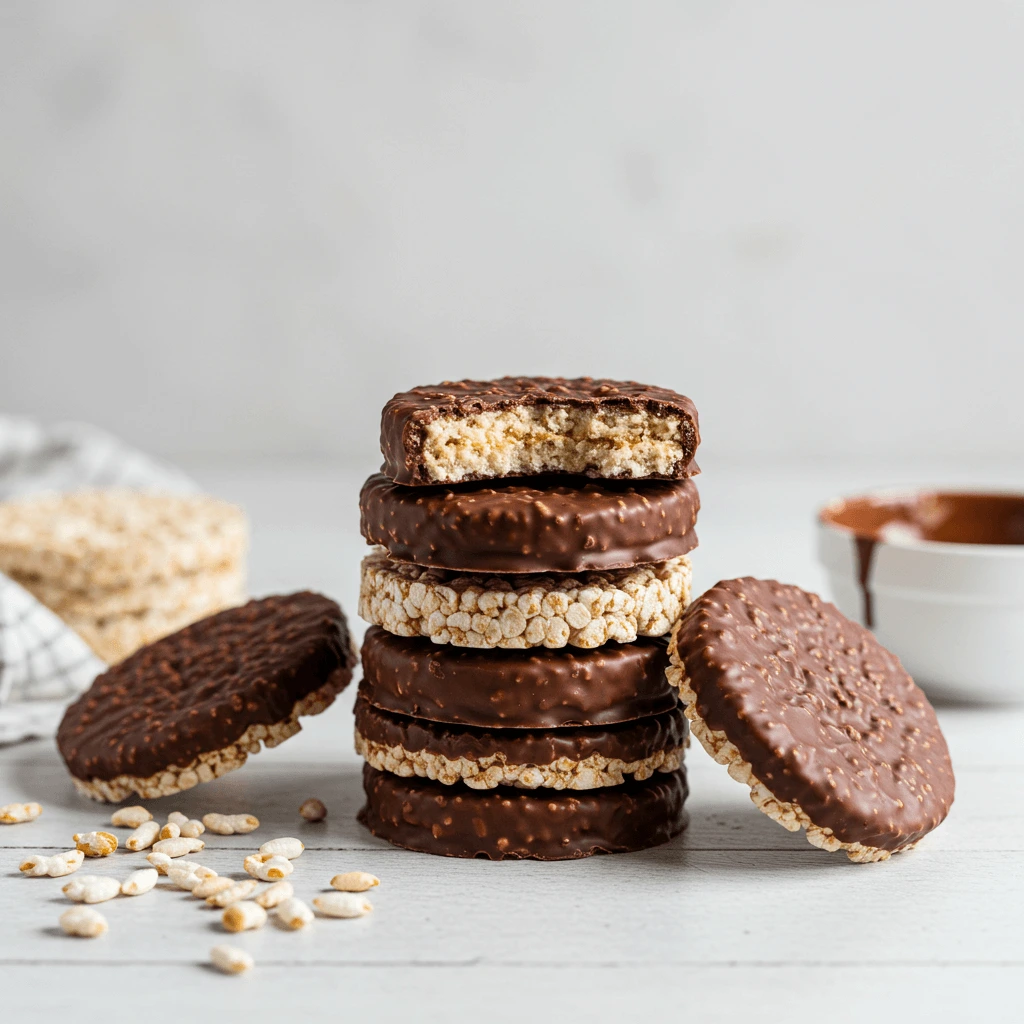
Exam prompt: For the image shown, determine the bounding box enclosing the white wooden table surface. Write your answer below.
[2,458,1022,1023]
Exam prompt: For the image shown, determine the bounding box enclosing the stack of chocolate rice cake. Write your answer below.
[356,377,701,859]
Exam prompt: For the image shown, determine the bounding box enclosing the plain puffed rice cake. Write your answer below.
[358,549,692,649]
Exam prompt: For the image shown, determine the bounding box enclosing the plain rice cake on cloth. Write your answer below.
[57,592,356,801]
[668,577,955,862]
[379,376,700,486]
[0,489,247,663]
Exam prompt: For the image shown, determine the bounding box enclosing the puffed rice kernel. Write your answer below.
[207,879,258,908]
[299,798,327,822]
[246,854,293,882]
[152,837,205,857]
[210,944,254,975]
[60,906,108,938]
[222,901,267,933]
[159,822,181,840]
[73,831,118,857]
[180,819,205,839]
[64,875,121,904]
[110,806,151,829]
[126,821,161,851]
[254,880,294,909]
[22,851,85,878]
[19,855,51,877]
[313,892,373,918]
[121,868,158,896]
[167,811,190,827]
[0,802,42,824]
[193,876,234,900]
[330,871,380,892]
[275,897,314,930]
[258,837,304,860]
[203,813,259,835]
[146,851,172,874]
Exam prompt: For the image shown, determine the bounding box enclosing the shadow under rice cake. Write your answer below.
[668,577,955,862]
[57,592,356,802]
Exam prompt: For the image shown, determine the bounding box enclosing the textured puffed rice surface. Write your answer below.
[665,638,899,863]
[356,730,683,790]
[0,489,247,589]
[420,406,686,483]
[359,550,692,649]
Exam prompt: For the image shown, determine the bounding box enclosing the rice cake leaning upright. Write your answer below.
[0,489,247,663]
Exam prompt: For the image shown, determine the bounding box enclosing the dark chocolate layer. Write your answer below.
[360,473,699,573]
[380,376,700,485]
[672,578,955,853]
[354,687,688,765]
[57,593,356,783]
[358,763,689,859]
[360,627,678,728]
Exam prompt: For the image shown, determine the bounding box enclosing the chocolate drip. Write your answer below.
[854,535,878,628]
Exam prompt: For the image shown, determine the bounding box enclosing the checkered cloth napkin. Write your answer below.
[0,417,196,744]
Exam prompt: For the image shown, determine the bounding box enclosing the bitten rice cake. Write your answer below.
[359,550,692,649]
[57,593,356,801]
[380,377,700,485]
[359,763,689,859]
[668,578,955,862]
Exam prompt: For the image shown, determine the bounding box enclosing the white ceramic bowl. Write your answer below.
[817,489,1024,705]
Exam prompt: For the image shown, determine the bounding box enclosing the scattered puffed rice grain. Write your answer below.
[243,853,269,879]
[0,802,42,824]
[299,798,327,822]
[254,855,293,882]
[73,831,118,857]
[210,944,253,975]
[126,821,161,852]
[121,868,158,896]
[313,892,373,918]
[203,813,259,835]
[193,876,233,900]
[255,880,293,910]
[75,876,122,904]
[159,822,181,840]
[330,871,380,893]
[60,906,108,938]
[19,855,50,877]
[222,901,267,933]
[146,852,172,874]
[47,851,85,877]
[167,811,190,827]
[168,866,202,891]
[152,837,204,857]
[258,837,304,860]
[208,879,258,908]
[275,898,313,930]
[110,806,151,829]
[180,819,205,838]
[63,875,102,901]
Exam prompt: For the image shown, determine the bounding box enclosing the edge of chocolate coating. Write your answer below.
[360,627,679,728]
[359,473,699,573]
[380,376,700,485]
[358,763,689,859]
[672,577,955,852]
[354,687,688,765]
[57,592,356,783]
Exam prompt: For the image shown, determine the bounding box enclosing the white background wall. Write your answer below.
[2,1,1022,466]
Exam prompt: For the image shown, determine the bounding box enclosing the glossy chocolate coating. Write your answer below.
[360,473,699,573]
[673,578,955,852]
[358,764,689,859]
[58,593,356,783]
[360,627,678,728]
[380,376,700,485]
[354,687,688,765]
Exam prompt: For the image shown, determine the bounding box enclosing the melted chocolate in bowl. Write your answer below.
[821,491,1024,627]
